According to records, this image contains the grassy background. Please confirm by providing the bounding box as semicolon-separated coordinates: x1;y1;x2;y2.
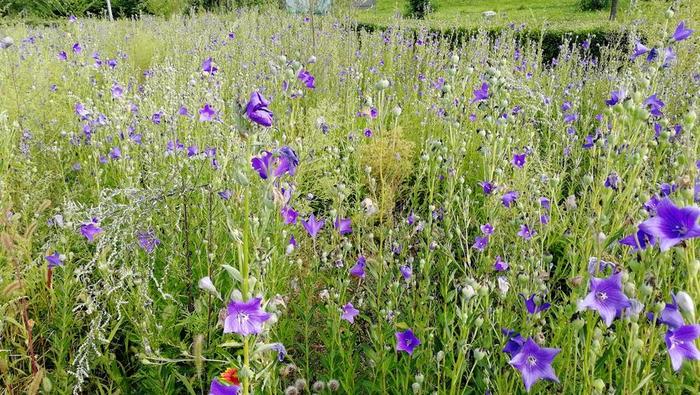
352;0;699;30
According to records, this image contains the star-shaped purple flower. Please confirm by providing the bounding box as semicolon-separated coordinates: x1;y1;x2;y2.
520;293;551;315
512;152;526;168
199;103;217;122
470;82;489;103
638;198;700;251
618;227;656;251
395;329;421;355
80;220;103;242
578;272;631;327
210;378;240;395
502;191;519;208
672;21;693;42
297;69;315;89
665;324;700;371
302;214;324;238
341;303;359;323
281;206;298;225
223;297;271;336
46;252;63;269
509;338;560;392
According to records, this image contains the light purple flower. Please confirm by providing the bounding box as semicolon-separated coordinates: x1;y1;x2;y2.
334;217;352;235
223;297;271;336
630;42;649;60
578;272;631;327
517;224;535;240
302;214;324;238
199;103;217;122
297;69;315;89
494;256;509;271
46;252;63;269
246;91;273;127
473;236;489;251
479;181;495;195
481;223;494;235
672;21;693;42
399;265;412;280
202;57;218;75
665;324;700;371
638;198;700;251
209;378;240;395
281;206;298;225
502;191;519;208
471;82;489;103
80;220;102;242
341;303;359;323
137;230;160;253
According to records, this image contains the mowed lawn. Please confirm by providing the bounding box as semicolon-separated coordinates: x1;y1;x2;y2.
354;0;699;30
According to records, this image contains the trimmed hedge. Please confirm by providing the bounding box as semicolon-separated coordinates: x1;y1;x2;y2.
354;21;631;64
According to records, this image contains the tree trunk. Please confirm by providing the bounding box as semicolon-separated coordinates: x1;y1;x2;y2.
106;0;114;21
609;0;618;21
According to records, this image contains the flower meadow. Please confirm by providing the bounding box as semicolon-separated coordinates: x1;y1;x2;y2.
1;8;700;395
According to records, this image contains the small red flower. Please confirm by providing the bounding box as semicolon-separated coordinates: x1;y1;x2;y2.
220;368;240;386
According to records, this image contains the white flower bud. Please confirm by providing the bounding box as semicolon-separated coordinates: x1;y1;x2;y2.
675;291;695;315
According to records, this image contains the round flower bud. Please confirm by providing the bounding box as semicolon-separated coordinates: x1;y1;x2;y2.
312;381;325;392
285;386;299;395
295;378;307;391
675;291;695;315
412;382;421;394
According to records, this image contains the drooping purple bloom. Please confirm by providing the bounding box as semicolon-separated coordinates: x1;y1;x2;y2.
605;90;624;106
334;217;352;235
395;329;421;355
672;21;694;42
494;256;509;271
109;147;121;160
272;146;299;178
638;198;700;251
662;47;676;68
137;229;160;253
350;256;366;279
251;151;273;179
604;172;619;191
72;42;82;54
539;197;550;210
187;145;199;157
399;265;412;280
520;294;551;315
302;214;324;238
297;69;315;89
80;220;103;242
223;297;271;336
199;103;217;122
644;94;665;117
245;91;273;127
472;236;489;251
502;191;519;208
57;51;67;61
618;228;656;251
341;303;359;323
509;338;560;392
578;272;631;327
471;82;489;103
665;325;700;371
202;57;218;75
649;294;685;329
209;379;240;395
501;329;525;357
46;252;63;269
512;152;526;168
219;190;232;201
564;113;578;124
281;206;298;225
630;42;649;60
646;47;658;62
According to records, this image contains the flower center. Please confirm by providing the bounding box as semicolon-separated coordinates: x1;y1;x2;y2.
527;356;537;366
669;335;683;349
674;224;688;237
236;312;249;325
596;291;608;301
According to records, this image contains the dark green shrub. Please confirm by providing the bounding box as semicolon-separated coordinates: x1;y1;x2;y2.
405;0;434;19
579;0;609;11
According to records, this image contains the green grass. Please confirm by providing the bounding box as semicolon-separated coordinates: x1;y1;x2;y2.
354;0;698;31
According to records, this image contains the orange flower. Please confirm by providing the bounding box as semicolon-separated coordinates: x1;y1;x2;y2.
220;368;240;386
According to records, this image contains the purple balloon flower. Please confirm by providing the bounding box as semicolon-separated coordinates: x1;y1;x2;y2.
520;294;551;315
494;256;509;271
479;180;495;195
399;265;412;280
209;379;240;395
578;272;631;327
223;297;271;336
665;324;700;371
251;151;273;179
350;256;366;278
202;57;218;75
281;206;298;225
395;329;421;355
517;224;535;240
480;223;494;235
46;252;63;269
509;338;560;392
470;82;489;103
638;198;700;251
671;21;694;42
630;42;649;60
334;217;352;235
297;69;315;89
245;91;273;127
341;303;359;323
512;152;526;168
472;236;489;251
137;229;160;254
502;191;519;208
199;103;217;122
502;329;525;357
80;220;103;242
302;214;324;238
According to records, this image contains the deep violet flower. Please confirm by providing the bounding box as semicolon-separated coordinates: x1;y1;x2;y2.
471;82;489;103
520;294;551;315
512;152;526;168
199;103;217;122
631;42;649;60
273;146;299;177
281;206;298;225
481;223;494;235
604;172;620;191
210;368;240;395
501;329;525;357
341;303;359;323
202;57;218;75
334;217;352;235
246;91;273;127
517;225;535;240
578;272;631;327
297;69;315;89
302;214;324;238
479;181;495;195
619;227;656;251
509;338;560;392
395;329;421;355
644;94;665;117
648;294;685;329
472;236;489;251
223;297;271;336
251;151;273;179
638;198;700;251
350;256;366;279
665;324;700;371
606;90;625;106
